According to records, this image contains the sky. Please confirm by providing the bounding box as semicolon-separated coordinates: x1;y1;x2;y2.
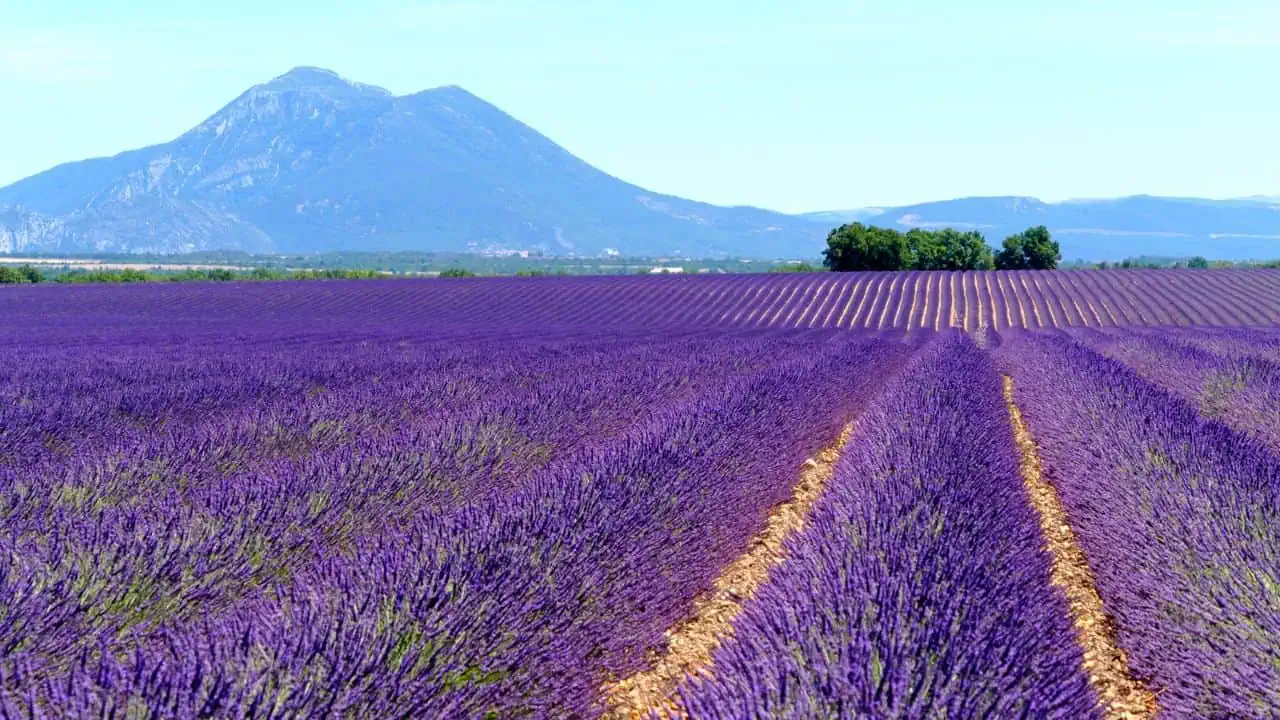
3;0;1279;213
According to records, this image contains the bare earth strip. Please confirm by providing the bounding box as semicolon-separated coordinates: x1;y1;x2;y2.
1003;376;1158;719
601;423;856;719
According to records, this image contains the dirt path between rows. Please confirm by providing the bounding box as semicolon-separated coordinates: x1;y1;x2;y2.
600;422;856;719
1003;376;1158;719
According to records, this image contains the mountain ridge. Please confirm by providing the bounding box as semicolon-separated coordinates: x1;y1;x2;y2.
801;195;1280;260
0;67;821;258
3;68;1279;260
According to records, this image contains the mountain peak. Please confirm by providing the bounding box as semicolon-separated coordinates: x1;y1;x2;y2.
0;68;821;258
404;83;485;104
260;66;392;98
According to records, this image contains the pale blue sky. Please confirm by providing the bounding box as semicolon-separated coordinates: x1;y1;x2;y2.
3;0;1279;212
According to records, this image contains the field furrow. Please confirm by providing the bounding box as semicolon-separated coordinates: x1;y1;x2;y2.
1;331;914;717
603;422;856;719
1001;334;1280;718
678;333;1098;718
1004;376;1157;718
1073;328;1280;452
3;272;1279;717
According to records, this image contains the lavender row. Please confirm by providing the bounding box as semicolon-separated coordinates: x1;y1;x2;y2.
1001;333;1280;717
680;333;1098;719
1;326;746;465
1070;328;1280;452
3;272;1279;334
1;333;912;717
1170;327;1280;365
3;328;810;503
0;330;834;677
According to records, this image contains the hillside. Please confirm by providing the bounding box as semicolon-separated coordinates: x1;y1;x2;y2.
805;196;1280;261
0;68;822;258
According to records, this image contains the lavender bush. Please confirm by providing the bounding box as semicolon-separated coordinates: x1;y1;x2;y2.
1001;333;1280;717
680;333;1099;719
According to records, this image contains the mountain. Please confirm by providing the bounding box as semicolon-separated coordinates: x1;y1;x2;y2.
0;67;822;258
802;196;1280;261
798;208;887;225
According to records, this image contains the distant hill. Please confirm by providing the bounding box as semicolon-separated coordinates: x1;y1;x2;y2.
5;69;1278;261
0;67;822;258
802;196;1280;261
797;208;888;225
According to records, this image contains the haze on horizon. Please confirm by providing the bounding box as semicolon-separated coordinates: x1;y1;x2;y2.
4;0;1280;214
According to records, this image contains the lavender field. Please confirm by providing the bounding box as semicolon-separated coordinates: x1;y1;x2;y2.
1;273;1278;719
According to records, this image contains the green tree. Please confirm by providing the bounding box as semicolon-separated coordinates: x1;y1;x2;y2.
823;223;910;271
996;235;1029;270
205;268;237;281
57;268;153;283
0;265;45;284
996;226;1060;270
1187;256;1210;269
936;229;995;270
769;262;819;273
169;269;208;282
827;224;1000;272
1022;225;1060;269
250;267;282;280
905;229;945;270
116;269;151;283
439;268;477;278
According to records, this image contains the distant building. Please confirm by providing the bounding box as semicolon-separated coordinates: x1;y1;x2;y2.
649;266;684;274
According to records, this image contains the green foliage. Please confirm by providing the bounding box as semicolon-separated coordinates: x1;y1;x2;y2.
822;223;909;271
29;264;390;285
7;250;836;278
438;268;477;278
288;268;382;280
55;269;152;284
168;269;208;282
824;223;996;272
1071;255;1269;270
250;267;284;280
0;265;44;284
769;262;819;273
205;268;237;281
995;226;1060;270
915;229;995;270
996;236;1027;270
168;268;238;282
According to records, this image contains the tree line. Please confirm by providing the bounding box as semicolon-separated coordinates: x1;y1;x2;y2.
0;266;390;285
0;265;43;284
1079;257;1280;270
822;224;1061;271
